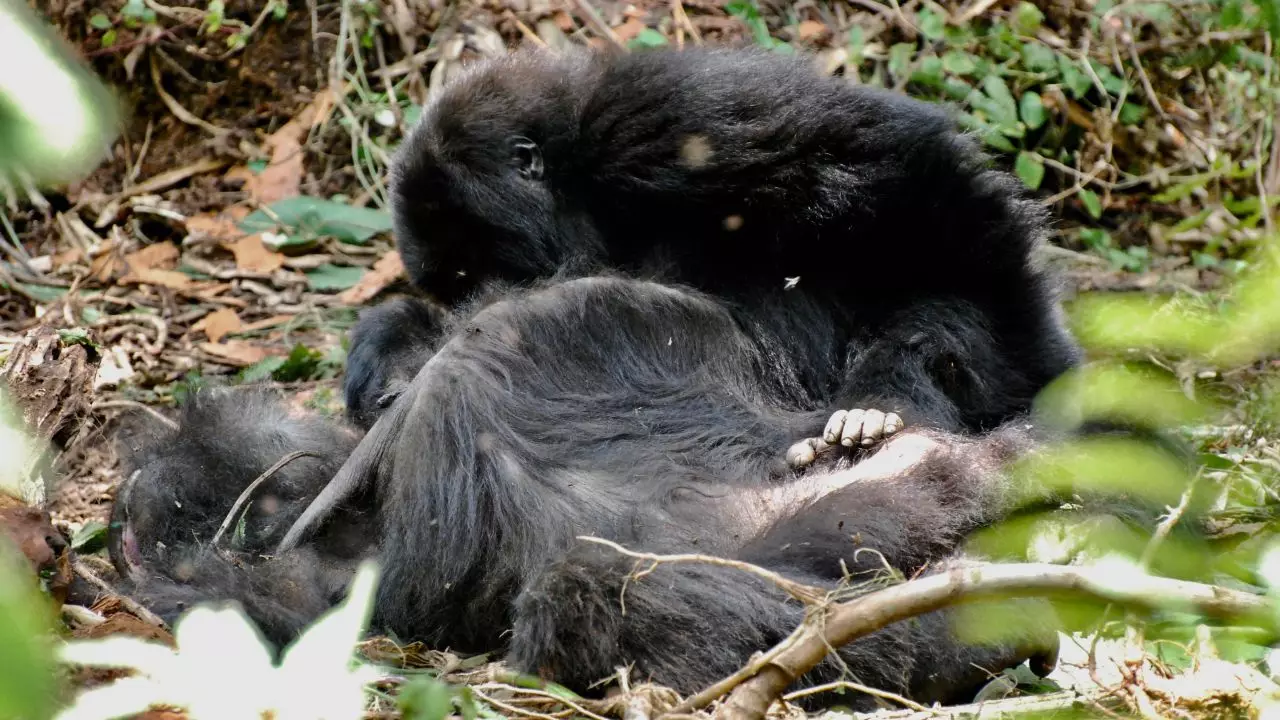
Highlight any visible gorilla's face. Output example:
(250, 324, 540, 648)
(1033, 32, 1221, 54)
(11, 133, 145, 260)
(388, 50, 601, 302)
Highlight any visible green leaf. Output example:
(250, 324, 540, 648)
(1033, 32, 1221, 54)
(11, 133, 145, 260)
(89, 13, 112, 29)
(942, 50, 977, 76)
(1079, 189, 1103, 219)
(943, 23, 975, 47)
(13, 283, 68, 304)
(400, 677, 456, 720)
(240, 196, 392, 244)
(888, 43, 915, 81)
(1019, 91, 1047, 130)
(240, 357, 286, 383)
(1014, 151, 1045, 190)
(0, 546, 57, 720)
(56, 328, 96, 349)
(71, 521, 107, 553)
(305, 264, 367, 291)
(918, 7, 945, 40)
(983, 21, 1019, 60)
(629, 28, 669, 49)
(956, 112, 1003, 150)
(1118, 102, 1147, 126)
(981, 75, 1018, 126)
(911, 55, 944, 87)
(100, 28, 117, 48)
(1089, 61, 1126, 95)
(847, 25, 865, 60)
(942, 78, 973, 101)
(272, 344, 325, 382)
(1012, 1, 1045, 34)
(1058, 54, 1092, 98)
(1218, 0, 1245, 28)
(1020, 42, 1057, 73)
(1078, 227, 1112, 251)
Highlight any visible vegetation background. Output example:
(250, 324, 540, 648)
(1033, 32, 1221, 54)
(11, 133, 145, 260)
(3, 0, 1280, 717)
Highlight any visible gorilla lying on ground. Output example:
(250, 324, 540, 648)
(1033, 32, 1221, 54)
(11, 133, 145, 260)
(115, 277, 1075, 710)
(108, 47, 1144, 708)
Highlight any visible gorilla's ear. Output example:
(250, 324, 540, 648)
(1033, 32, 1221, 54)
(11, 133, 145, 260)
(511, 136, 544, 181)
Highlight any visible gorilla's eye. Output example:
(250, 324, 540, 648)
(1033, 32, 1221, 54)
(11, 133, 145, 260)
(511, 136, 544, 181)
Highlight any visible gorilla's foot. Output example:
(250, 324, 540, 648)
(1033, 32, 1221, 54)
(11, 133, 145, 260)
(785, 408, 905, 470)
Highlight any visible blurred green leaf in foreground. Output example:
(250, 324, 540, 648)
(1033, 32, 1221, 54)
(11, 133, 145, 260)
(0, 0, 118, 186)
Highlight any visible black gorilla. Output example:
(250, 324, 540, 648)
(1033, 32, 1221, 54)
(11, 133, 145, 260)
(345, 46, 1082, 449)
(111, 47, 1103, 709)
(114, 278, 1068, 709)
(109, 389, 375, 631)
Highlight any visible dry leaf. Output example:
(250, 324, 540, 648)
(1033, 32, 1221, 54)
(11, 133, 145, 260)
(226, 234, 285, 273)
(239, 91, 335, 206)
(338, 251, 406, 305)
(119, 267, 192, 290)
(94, 346, 135, 390)
(240, 314, 294, 333)
(194, 307, 243, 343)
(200, 341, 270, 366)
(89, 242, 122, 283)
(186, 208, 249, 244)
(124, 241, 179, 272)
(51, 248, 83, 269)
(612, 18, 646, 43)
(797, 20, 828, 41)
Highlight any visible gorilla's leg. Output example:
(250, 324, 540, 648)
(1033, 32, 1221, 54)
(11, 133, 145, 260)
(509, 428, 1059, 706)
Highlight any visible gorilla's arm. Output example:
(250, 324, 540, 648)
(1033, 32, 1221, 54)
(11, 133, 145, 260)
(343, 296, 451, 430)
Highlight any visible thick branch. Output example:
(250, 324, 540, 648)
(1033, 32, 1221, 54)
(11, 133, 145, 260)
(698, 563, 1269, 720)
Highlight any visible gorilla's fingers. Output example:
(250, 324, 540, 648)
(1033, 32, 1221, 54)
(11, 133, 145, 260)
(839, 409, 867, 447)
(822, 410, 848, 445)
(858, 409, 887, 447)
(786, 437, 826, 469)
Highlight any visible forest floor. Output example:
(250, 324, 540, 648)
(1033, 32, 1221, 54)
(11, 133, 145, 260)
(3, 0, 1280, 718)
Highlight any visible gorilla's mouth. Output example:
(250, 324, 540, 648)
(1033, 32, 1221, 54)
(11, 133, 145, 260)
(107, 470, 146, 579)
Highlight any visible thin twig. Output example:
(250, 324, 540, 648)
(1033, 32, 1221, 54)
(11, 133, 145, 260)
(90, 400, 179, 431)
(149, 55, 228, 137)
(781, 680, 931, 712)
(210, 451, 318, 548)
(570, 0, 627, 51)
(1123, 19, 1168, 120)
(579, 536, 827, 604)
(72, 560, 168, 629)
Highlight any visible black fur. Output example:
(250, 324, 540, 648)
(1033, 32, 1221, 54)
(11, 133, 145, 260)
(331, 276, 1065, 705)
(346, 46, 1082, 437)
(116, 47, 1111, 707)
(108, 387, 374, 646)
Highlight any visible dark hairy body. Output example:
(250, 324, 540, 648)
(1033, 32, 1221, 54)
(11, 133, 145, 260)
(115, 276, 1071, 709)
(348, 46, 1082, 437)
(110, 47, 1123, 708)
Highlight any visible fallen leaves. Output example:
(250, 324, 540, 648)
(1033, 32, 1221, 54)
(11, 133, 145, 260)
(238, 90, 335, 206)
(226, 234, 285, 273)
(118, 241, 192, 290)
(199, 341, 273, 367)
(192, 308, 243, 343)
(338, 251, 405, 304)
(185, 207, 249, 244)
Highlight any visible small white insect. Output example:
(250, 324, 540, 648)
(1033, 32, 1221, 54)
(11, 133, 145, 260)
(784, 276, 801, 290)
